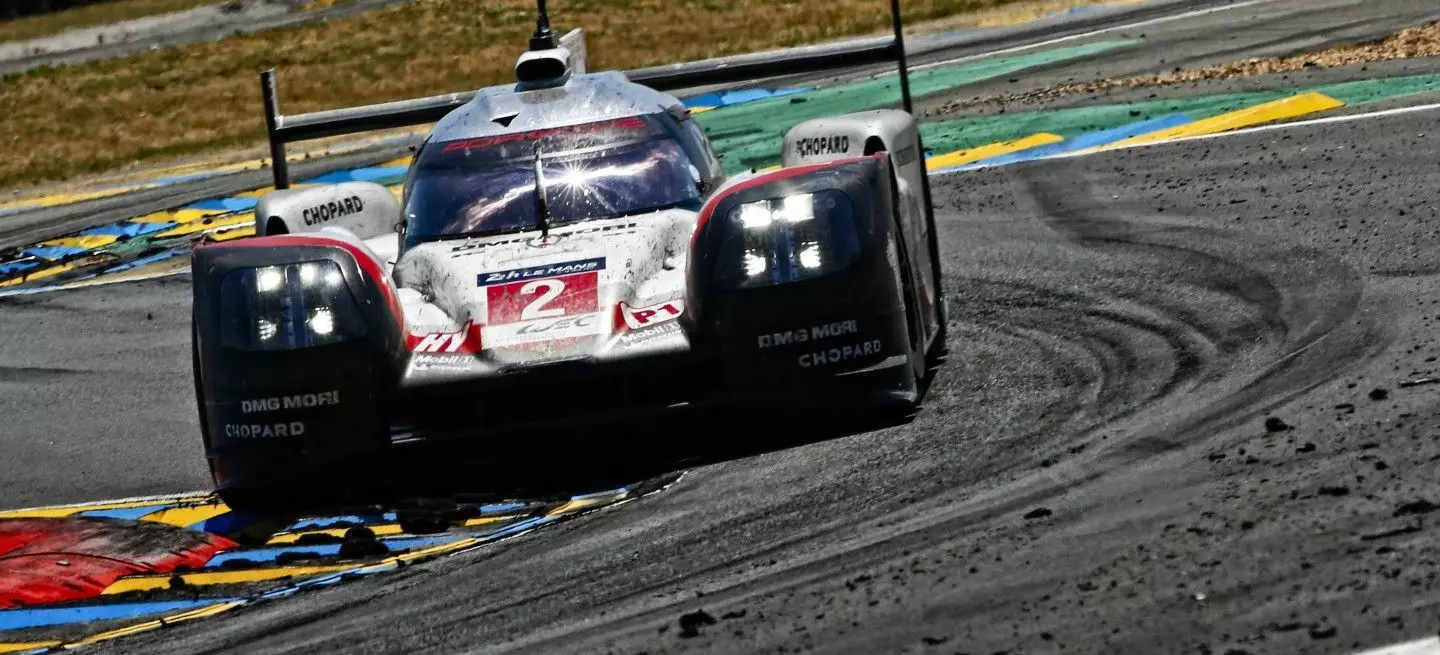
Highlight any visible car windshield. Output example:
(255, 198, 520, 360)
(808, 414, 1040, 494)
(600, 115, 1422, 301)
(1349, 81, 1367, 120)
(404, 116, 702, 242)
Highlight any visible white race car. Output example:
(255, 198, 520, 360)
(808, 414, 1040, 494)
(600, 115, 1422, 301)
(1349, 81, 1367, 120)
(191, 0, 946, 508)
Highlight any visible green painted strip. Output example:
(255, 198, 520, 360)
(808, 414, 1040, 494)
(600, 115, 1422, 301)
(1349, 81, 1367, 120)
(919, 73, 1440, 157)
(696, 39, 1141, 173)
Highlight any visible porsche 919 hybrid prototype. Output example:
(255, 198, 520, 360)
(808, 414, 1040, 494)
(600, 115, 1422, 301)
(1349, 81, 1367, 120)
(192, 1, 946, 507)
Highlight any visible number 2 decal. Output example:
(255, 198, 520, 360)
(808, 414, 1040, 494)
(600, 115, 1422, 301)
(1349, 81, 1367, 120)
(519, 279, 565, 319)
(485, 270, 600, 325)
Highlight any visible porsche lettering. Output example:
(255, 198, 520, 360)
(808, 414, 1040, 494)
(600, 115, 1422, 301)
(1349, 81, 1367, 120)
(302, 195, 364, 226)
(798, 339, 884, 368)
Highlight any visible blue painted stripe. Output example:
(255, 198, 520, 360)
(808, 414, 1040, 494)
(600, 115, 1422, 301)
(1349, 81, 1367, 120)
(188, 197, 256, 212)
(204, 535, 463, 568)
(22, 245, 88, 261)
(570, 487, 627, 501)
(683, 92, 724, 109)
(100, 248, 187, 274)
(683, 87, 808, 110)
(0, 599, 239, 631)
(961, 114, 1194, 170)
(80, 504, 174, 520)
(0, 259, 39, 276)
(486, 515, 556, 538)
(479, 501, 529, 514)
(285, 512, 395, 531)
(347, 166, 408, 182)
(193, 509, 264, 534)
(79, 221, 174, 238)
(301, 165, 408, 185)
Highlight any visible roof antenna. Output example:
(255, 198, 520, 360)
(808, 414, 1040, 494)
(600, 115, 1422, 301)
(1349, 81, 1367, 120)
(530, 0, 558, 51)
(533, 147, 552, 240)
(888, 0, 913, 114)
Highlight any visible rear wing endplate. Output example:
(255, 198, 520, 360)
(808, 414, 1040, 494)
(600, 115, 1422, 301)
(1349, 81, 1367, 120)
(261, 0, 913, 189)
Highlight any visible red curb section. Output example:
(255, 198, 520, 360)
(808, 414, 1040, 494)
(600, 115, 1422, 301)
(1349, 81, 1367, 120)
(0, 517, 237, 608)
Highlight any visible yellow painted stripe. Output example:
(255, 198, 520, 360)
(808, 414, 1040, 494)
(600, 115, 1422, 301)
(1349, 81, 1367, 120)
(0, 263, 81, 288)
(109, 536, 487, 596)
(689, 106, 717, 114)
(925, 132, 1064, 171)
(154, 214, 254, 238)
(37, 235, 119, 250)
(265, 516, 508, 545)
(103, 564, 357, 595)
(53, 257, 190, 290)
(67, 601, 246, 647)
(208, 225, 257, 242)
(130, 208, 229, 225)
(387, 537, 479, 565)
(0, 642, 60, 653)
(380, 156, 414, 168)
(548, 494, 628, 516)
(267, 524, 406, 545)
(0, 493, 213, 519)
(138, 502, 230, 527)
(1103, 92, 1345, 149)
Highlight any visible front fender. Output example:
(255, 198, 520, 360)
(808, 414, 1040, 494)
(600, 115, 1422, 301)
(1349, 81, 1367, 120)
(684, 154, 912, 386)
(191, 234, 406, 488)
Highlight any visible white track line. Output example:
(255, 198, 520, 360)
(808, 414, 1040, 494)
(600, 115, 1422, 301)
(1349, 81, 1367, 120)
(1047, 100, 1440, 158)
(930, 100, 1440, 175)
(1355, 637, 1440, 655)
(910, 0, 1277, 72)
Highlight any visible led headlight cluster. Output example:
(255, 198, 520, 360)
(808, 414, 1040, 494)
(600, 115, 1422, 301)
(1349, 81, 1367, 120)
(713, 190, 861, 290)
(218, 261, 366, 351)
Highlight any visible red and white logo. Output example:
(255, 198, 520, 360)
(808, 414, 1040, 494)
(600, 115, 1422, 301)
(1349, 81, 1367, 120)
(485, 270, 600, 326)
(407, 322, 483, 354)
(615, 299, 684, 332)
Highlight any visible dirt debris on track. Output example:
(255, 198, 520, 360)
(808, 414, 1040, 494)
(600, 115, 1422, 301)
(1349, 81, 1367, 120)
(937, 20, 1440, 112)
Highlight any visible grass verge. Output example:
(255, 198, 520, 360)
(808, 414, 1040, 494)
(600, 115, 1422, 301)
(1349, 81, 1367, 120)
(0, 0, 219, 45)
(1, 0, 1083, 189)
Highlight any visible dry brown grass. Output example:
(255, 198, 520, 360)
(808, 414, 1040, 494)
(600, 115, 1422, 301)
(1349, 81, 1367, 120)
(0, 0, 1052, 188)
(0, 0, 219, 44)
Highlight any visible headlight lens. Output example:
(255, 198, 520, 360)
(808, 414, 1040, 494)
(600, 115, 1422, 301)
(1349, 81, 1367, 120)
(218, 261, 366, 351)
(712, 190, 861, 290)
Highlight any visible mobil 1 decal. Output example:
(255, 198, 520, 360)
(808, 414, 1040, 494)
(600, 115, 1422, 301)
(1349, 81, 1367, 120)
(479, 257, 605, 346)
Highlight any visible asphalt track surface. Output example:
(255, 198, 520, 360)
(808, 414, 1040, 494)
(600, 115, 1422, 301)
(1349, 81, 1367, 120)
(5, 0, 1440, 652)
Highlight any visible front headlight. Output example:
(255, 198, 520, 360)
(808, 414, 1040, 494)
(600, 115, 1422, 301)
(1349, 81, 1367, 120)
(712, 189, 861, 290)
(218, 260, 367, 351)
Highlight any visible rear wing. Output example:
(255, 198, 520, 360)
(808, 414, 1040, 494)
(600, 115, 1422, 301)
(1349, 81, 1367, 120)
(260, 0, 914, 190)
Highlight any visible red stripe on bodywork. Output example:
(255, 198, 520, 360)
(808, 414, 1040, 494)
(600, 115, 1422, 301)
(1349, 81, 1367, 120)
(200, 234, 403, 327)
(693, 153, 886, 239)
(0, 518, 235, 608)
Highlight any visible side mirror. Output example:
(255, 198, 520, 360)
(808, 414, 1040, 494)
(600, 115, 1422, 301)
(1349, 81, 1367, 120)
(254, 181, 400, 241)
